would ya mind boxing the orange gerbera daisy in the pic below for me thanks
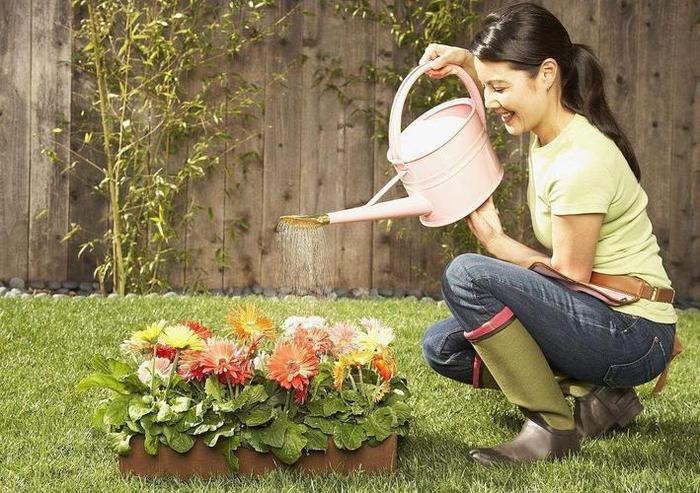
[199,338,253,386]
[371,347,396,381]
[226,304,277,341]
[266,340,319,391]
[293,327,334,355]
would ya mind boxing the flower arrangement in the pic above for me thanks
[78,304,411,472]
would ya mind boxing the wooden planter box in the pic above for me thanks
[119,434,397,479]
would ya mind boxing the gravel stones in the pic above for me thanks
[9,278,25,290]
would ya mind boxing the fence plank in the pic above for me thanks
[0,0,31,281]
[223,6,268,290]
[668,0,699,301]
[635,1,675,257]
[28,0,71,282]
[336,8,375,289]
[260,2,304,288]
[371,0,397,292]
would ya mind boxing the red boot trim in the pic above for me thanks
[472,353,483,388]
[463,306,515,342]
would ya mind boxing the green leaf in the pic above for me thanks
[191,413,224,435]
[170,396,191,413]
[333,422,366,451]
[303,416,336,435]
[241,384,268,406]
[270,422,307,464]
[128,396,154,421]
[304,428,328,452]
[162,426,195,453]
[242,405,274,427]
[107,430,134,455]
[91,355,132,380]
[121,374,148,393]
[92,401,109,429]
[104,395,131,426]
[203,423,237,447]
[259,415,288,448]
[205,376,223,400]
[364,407,394,442]
[216,436,241,472]
[141,415,163,437]
[77,373,129,395]
[389,401,412,425]
[176,406,204,432]
[154,401,174,423]
[144,432,159,455]
[243,428,271,453]
[321,396,348,417]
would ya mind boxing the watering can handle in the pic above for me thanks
[388,61,486,163]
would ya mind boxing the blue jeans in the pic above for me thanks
[423,254,676,388]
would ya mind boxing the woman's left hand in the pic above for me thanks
[466,196,505,251]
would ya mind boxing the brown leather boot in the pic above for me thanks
[574,386,643,439]
[469,413,580,466]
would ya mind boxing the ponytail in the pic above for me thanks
[470,3,641,181]
[563,44,640,180]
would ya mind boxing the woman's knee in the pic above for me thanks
[442,253,495,297]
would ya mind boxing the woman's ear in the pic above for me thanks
[539,58,558,91]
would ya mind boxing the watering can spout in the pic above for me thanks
[327,194,433,225]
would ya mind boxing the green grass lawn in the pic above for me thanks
[0,296,698,492]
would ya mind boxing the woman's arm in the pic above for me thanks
[467,197,603,282]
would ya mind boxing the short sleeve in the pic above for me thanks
[545,150,616,215]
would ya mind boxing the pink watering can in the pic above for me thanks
[279,62,503,228]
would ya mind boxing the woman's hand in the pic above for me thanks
[419,43,474,79]
[465,196,505,252]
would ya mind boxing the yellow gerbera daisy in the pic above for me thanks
[159,324,206,351]
[226,304,277,340]
[356,318,395,354]
[120,320,167,355]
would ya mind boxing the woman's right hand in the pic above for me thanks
[419,43,473,79]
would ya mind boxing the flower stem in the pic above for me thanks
[227,377,234,400]
[150,346,157,396]
[163,349,180,399]
[348,372,358,391]
[285,389,292,412]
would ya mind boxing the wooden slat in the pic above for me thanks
[28,0,71,282]
[184,3,228,291]
[260,2,304,288]
[0,0,31,280]
[336,8,375,289]
[296,0,341,288]
[635,1,675,253]
[223,6,267,289]
[668,0,698,301]
[370,0,396,291]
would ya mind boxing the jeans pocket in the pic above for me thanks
[603,336,667,388]
[609,311,642,333]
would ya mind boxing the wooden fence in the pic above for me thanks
[1,0,698,302]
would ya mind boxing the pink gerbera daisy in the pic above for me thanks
[199,338,253,386]
[294,327,334,355]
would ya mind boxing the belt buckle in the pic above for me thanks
[650,286,659,301]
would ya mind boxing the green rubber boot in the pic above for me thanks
[464,309,579,465]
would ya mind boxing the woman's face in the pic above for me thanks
[473,58,549,136]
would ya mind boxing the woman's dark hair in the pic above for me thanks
[469,2,641,180]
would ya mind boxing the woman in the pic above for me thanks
[420,3,678,466]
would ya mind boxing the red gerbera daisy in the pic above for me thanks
[293,327,334,355]
[181,320,213,340]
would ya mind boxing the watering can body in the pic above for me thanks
[325,62,503,227]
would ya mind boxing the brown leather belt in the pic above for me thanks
[589,272,675,304]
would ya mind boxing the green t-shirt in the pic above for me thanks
[527,113,677,324]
